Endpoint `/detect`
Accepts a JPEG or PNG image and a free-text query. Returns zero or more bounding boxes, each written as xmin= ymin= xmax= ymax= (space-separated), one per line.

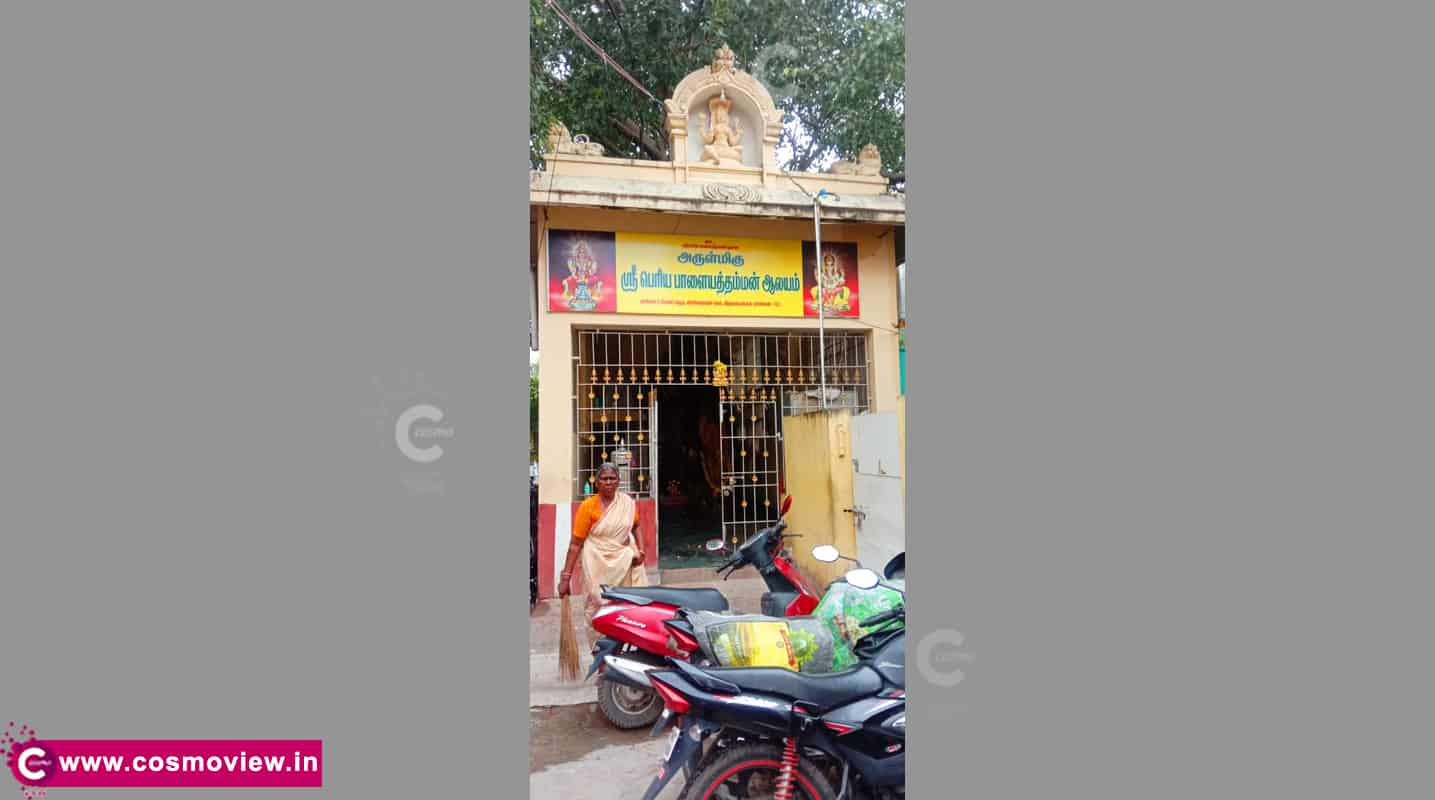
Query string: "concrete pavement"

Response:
xmin=529 ymin=570 xmax=768 ymax=798
xmin=530 ymin=735 xmax=683 ymax=800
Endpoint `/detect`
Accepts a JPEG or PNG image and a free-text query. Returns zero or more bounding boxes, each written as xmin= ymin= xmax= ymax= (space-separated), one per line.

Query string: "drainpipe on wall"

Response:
xmin=898 ymin=260 xmax=906 ymax=395
xmin=813 ymin=189 xmax=839 ymax=410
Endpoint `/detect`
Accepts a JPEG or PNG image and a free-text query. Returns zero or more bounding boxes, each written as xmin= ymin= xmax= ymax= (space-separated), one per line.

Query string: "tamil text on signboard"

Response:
xmin=547 ymin=229 xmax=859 ymax=318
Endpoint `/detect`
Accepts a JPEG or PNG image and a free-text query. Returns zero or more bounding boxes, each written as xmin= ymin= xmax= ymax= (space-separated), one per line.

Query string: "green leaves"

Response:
xmin=530 ymin=0 xmax=904 ymax=175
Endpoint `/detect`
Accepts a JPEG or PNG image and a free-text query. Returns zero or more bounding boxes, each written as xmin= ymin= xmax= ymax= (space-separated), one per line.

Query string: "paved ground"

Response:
xmin=529 ymin=704 xmax=683 ymax=800
xmin=530 ymin=714 xmax=683 ymax=800
xmin=530 ymin=570 xmax=767 ymax=799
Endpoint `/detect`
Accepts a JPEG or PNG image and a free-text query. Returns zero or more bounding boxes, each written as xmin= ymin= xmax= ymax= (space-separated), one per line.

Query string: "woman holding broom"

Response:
xmin=558 ymin=463 xmax=647 ymax=627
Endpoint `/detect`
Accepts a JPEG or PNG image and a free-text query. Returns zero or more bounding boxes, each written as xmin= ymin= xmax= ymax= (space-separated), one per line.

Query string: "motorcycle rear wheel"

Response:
xmin=595 ymin=676 xmax=663 ymax=729
xmin=678 ymin=742 xmax=836 ymax=800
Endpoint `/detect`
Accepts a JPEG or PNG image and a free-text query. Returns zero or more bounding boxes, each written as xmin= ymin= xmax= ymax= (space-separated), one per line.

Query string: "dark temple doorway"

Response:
xmin=654 ymin=385 xmax=722 ymax=568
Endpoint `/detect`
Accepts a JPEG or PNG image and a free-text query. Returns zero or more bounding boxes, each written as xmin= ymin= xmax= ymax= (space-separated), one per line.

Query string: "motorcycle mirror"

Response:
xmin=811 ymin=544 xmax=841 ymax=563
xmin=845 ymin=568 xmax=881 ymax=590
xmin=704 ymin=538 xmax=726 ymax=552
xmin=780 ymin=495 xmax=793 ymax=516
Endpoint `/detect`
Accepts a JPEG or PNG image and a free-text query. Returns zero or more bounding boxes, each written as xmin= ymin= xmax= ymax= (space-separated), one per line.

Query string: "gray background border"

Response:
xmin=3 ymin=2 xmax=1433 ymax=798
xmin=1 ymin=2 xmax=528 ymax=798
xmin=911 ymin=2 xmax=1433 ymax=797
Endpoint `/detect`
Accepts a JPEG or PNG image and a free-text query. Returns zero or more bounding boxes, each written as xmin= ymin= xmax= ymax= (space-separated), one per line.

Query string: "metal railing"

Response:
xmin=572 ymin=328 xmax=869 ymax=500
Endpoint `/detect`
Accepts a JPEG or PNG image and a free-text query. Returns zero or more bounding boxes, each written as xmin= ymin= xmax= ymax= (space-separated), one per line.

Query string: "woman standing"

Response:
xmin=558 ymin=463 xmax=647 ymax=626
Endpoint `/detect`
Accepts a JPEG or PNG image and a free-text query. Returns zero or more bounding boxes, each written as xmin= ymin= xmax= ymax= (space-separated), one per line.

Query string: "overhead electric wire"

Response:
xmin=544 ymin=0 xmax=663 ymax=109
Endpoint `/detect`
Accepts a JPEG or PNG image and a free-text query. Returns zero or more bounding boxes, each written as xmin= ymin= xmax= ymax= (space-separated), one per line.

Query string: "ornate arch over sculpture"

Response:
xmin=664 ymin=44 xmax=784 ymax=170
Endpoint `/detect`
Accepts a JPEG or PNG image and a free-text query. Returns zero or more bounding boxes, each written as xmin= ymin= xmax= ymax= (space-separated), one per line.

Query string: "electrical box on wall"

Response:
xmin=784 ymin=388 xmax=858 ymax=416
xmin=612 ymin=441 xmax=633 ymax=492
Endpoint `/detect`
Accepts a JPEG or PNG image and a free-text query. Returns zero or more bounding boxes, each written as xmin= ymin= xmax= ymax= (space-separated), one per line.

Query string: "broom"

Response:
xmin=558 ymin=593 xmax=582 ymax=682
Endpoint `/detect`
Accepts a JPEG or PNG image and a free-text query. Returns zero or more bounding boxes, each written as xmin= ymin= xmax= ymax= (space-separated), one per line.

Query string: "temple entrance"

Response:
xmin=572 ymin=328 xmax=872 ymax=568
xmin=653 ymin=386 xmax=723 ymax=568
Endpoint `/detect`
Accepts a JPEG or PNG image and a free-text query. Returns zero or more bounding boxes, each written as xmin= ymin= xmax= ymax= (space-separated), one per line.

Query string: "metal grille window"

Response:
xmin=572 ymin=329 xmax=870 ymax=504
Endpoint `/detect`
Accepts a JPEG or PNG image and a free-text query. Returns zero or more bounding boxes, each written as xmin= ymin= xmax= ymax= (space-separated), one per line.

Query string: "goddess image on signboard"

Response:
xmin=812 ymin=249 xmax=852 ymax=313
xmin=548 ymin=230 xmax=617 ymax=313
xmin=802 ymin=241 xmax=860 ymax=318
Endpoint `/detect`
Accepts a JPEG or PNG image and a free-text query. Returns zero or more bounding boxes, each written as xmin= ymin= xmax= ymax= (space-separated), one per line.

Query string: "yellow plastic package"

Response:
xmin=709 ymin=620 xmax=799 ymax=671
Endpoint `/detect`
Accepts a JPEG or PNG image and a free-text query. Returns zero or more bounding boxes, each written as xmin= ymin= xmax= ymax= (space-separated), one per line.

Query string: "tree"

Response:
xmin=530 ymin=0 xmax=904 ymax=179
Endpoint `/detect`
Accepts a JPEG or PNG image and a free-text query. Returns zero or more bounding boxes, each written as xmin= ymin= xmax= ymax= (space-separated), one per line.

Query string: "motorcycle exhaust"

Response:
xmin=602 ymin=655 xmax=658 ymax=690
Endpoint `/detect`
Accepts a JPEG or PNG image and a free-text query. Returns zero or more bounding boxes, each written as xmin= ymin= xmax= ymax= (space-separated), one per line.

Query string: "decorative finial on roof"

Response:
xmin=711 ymin=44 xmax=736 ymax=76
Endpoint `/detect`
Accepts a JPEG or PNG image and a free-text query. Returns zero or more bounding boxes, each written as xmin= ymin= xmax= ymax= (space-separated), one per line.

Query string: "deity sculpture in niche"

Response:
xmin=698 ymin=89 xmax=744 ymax=166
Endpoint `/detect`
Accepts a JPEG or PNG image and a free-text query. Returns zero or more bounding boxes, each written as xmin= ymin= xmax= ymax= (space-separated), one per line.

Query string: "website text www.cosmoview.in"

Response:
xmin=8 ymin=739 xmax=322 ymax=789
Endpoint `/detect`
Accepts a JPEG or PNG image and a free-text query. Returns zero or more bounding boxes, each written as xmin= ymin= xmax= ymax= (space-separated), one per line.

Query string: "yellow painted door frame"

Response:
xmin=781 ymin=409 xmax=858 ymax=590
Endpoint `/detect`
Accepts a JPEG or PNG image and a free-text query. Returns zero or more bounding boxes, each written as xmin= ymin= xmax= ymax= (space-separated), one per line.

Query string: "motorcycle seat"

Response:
xmin=699 ymin=664 xmax=884 ymax=711
xmin=601 ymin=586 xmax=730 ymax=612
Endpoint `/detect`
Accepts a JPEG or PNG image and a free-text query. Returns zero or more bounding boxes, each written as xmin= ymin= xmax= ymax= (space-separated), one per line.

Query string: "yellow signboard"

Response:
xmin=614 ymin=232 xmax=805 ymax=317
xmin=546 ymin=229 xmax=860 ymax=318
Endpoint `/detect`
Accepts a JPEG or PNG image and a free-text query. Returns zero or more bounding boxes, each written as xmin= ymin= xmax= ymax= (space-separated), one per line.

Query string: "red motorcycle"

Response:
xmin=585 ymin=497 xmax=824 ymax=729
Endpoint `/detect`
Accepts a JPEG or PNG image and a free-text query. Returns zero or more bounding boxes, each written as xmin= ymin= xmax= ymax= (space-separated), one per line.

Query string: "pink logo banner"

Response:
xmin=7 ymin=739 xmax=322 ymax=789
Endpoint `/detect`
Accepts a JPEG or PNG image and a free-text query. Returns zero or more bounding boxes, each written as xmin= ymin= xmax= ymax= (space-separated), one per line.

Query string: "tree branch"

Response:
xmin=536 ymin=66 xmax=663 ymax=160
xmin=681 ymin=0 xmax=706 ymax=53
xmin=613 ymin=117 xmax=668 ymax=160
xmin=602 ymin=0 xmax=647 ymax=163
xmin=791 ymin=137 xmax=822 ymax=173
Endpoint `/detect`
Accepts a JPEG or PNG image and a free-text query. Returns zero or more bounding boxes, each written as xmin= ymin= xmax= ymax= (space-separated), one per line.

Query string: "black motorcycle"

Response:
xmin=639 ymin=577 xmax=906 ymax=800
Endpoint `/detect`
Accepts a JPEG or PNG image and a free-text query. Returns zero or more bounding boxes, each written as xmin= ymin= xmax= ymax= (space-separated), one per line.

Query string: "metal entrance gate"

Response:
xmin=717 ymin=385 xmax=784 ymax=548
xmin=573 ymin=329 xmax=870 ymax=545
